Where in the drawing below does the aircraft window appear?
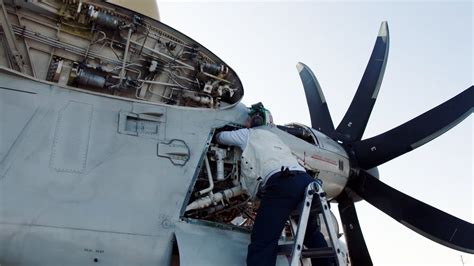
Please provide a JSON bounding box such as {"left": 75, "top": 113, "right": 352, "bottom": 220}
{"left": 277, "top": 124, "right": 318, "bottom": 146}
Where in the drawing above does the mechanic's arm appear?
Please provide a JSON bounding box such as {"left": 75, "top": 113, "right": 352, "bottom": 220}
{"left": 216, "top": 128, "right": 249, "bottom": 150}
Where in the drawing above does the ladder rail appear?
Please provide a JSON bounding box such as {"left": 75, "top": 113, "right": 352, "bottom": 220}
{"left": 286, "top": 181, "right": 348, "bottom": 266}
{"left": 289, "top": 183, "right": 316, "bottom": 265}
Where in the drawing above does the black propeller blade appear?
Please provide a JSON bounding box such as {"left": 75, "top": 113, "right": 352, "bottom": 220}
{"left": 296, "top": 21, "right": 473, "bottom": 263}
{"left": 297, "top": 62, "right": 335, "bottom": 135}
{"left": 347, "top": 170, "right": 474, "bottom": 254}
{"left": 338, "top": 192, "right": 373, "bottom": 266}
{"left": 351, "top": 86, "right": 473, "bottom": 169}
{"left": 335, "top": 21, "right": 390, "bottom": 143}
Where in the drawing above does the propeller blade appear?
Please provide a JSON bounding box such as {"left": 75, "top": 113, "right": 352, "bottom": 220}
{"left": 297, "top": 62, "right": 335, "bottom": 135}
{"left": 338, "top": 192, "right": 373, "bottom": 266}
{"left": 347, "top": 170, "right": 474, "bottom": 254}
{"left": 351, "top": 86, "right": 473, "bottom": 169}
{"left": 336, "top": 21, "right": 390, "bottom": 143}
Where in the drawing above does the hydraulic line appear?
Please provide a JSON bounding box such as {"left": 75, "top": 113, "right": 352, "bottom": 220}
{"left": 197, "top": 156, "right": 214, "bottom": 196}
{"left": 119, "top": 26, "right": 133, "bottom": 86}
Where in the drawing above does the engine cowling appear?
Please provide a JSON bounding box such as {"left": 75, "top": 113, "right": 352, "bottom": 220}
{"left": 268, "top": 124, "right": 350, "bottom": 199}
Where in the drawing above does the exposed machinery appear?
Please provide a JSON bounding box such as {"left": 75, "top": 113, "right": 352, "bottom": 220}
{"left": 0, "top": 0, "right": 472, "bottom": 265}
{"left": 0, "top": 0, "right": 242, "bottom": 109}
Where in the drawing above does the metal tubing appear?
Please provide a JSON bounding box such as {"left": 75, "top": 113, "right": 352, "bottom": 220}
{"left": 197, "top": 156, "right": 214, "bottom": 196}
{"left": 12, "top": 26, "right": 122, "bottom": 65}
{"left": 0, "top": 0, "right": 26, "bottom": 73}
{"left": 129, "top": 39, "right": 194, "bottom": 70}
{"left": 185, "top": 186, "right": 243, "bottom": 212}
{"left": 119, "top": 27, "right": 133, "bottom": 85}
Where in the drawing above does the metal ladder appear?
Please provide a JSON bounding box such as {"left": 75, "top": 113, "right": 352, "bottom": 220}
{"left": 278, "top": 181, "right": 347, "bottom": 266}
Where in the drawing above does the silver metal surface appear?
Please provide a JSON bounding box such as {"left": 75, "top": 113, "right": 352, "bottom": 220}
{"left": 0, "top": 0, "right": 354, "bottom": 264}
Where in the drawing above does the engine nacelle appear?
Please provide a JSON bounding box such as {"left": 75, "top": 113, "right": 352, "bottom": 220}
{"left": 268, "top": 124, "right": 350, "bottom": 199}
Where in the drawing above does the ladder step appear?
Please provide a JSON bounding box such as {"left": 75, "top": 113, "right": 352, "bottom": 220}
{"left": 301, "top": 247, "right": 336, "bottom": 259}
{"left": 278, "top": 245, "right": 336, "bottom": 259}
{"left": 289, "top": 206, "right": 321, "bottom": 217}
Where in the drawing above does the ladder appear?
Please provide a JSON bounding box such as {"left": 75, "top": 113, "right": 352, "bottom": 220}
{"left": 278, "top": 181, "right": 347, "bottom": 266}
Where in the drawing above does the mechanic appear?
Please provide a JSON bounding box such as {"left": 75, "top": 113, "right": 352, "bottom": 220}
{"left": 216, "top": 103, "right": 330, "bottom": 266}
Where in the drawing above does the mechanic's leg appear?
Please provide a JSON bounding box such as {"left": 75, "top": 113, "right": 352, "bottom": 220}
{"left": 247, "top": 174, "right": 308, "bottom": 266}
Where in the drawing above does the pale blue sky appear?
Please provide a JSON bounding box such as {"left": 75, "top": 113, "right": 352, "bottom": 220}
{"left": 160, "top": 1, "right": 472, "bottom": 265}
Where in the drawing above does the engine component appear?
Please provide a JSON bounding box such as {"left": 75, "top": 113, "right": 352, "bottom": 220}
{"left": 200, "top": 63, "right": 229, "bottom": 76}
{"left": 184, "top": 135, "right": 253, "bottom": 228}
{"left": 76, "top": 2, "right": 83, "bottom": 15}
{"left": 88, "top": 7, "right": 121, "bottom": 29}
{"left": 217, "top": 84, "right": 235, "bottom": 97}
{"left": 211, "top": 147, "right": 227, "bottom": 181}
{"left": 46, "top": 59, "right": 64, "bottom": 82}
{"left": 197, "top": 156, "right": 214, "bottom": 196}
{"left": 202, "top": 80, "right": 219, "bottom": 94}
{"left": 0, "top": 0, "right": 244, "bottom": 109}
{"left": 190, "top": 95, "right": 213, "bottom": 105}
{"left": 182, "top": 92, "right": 213, "bottom": 106}
{"left": 185, "top": 186, "right": 243, "bottom": 212}
{"left": 149, "top": 60, "right": 158, "bottom": 72}
{"left": 75, "top": 68, "right": 107, "bottom": 89}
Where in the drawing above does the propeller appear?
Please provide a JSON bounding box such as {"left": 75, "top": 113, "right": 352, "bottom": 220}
{"left": 297, "top": 62, "right": 334, "bottom": 135}
{"left": 335, "top": 21, "right": 390, "bottom": 143}
{"left": 297, "top": 21, "right": 474, "bottom": 265}
{"left": 351, "top": 86, "right": 473, "bottom": 169}
{"left": 347, "top": 170, "right": 474, "bottom": 254}
{"left": 337, "top": 192, "right": 373, "bottom": 266}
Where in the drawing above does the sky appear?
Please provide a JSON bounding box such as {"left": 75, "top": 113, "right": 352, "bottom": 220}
{"left": 159, "top": 1, "right": 473, "bottom": 265}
